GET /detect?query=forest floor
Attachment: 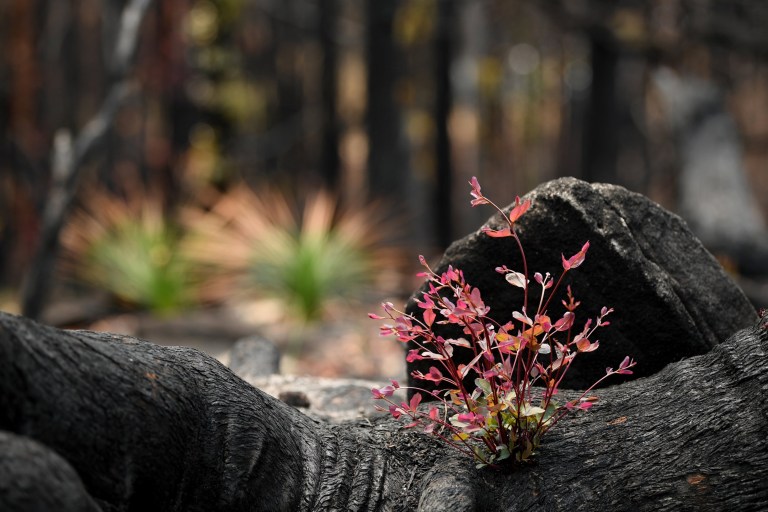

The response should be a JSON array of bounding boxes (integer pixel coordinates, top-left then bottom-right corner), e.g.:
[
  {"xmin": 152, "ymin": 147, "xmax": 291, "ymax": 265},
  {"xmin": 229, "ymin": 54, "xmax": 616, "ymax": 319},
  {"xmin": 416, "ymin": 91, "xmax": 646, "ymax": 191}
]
[{"xmin": 75, "ymin": 298, "xmax": 408, "ymax": 384}]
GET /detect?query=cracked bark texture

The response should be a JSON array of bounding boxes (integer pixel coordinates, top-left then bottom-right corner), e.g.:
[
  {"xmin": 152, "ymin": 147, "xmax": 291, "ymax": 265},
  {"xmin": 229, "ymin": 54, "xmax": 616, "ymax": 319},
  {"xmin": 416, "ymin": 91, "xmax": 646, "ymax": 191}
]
[
  {"xmin": 407, "ymin": 178, "xmax": 757, "ymax": 393},
  {"xmin": 0, "ymin": 312, "xmax": 414, "ymax": 511}
]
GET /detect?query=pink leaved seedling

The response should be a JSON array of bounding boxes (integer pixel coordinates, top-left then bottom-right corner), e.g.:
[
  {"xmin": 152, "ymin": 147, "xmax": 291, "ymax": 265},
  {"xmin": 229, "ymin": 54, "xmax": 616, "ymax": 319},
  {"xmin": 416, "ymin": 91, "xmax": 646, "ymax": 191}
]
[{"xmin": 371, "ymin": 177, "xmax": 636, "ymax": 469}]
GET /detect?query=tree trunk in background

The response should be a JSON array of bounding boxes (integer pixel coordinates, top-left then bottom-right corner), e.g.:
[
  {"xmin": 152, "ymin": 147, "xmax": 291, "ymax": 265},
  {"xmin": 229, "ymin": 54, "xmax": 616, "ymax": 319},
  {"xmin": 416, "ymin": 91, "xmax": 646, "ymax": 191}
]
[
  {"xmin": 20, "ymin": 0, "xmax": 152, "ymax": 320},
  {"xmin": 366, "ymin": 0, "xmax": 440, "ymax": 253},
  {"xmin": 320, "ymin": 0, "xmax": 340, "ymax": 190},
  {"xmin": 434, "ymin": 0, "xmax": 454, "ymax": 250},
  {"xmin": 653, "ymin": 68, "xmax": 768, "ymax": 295},
  {"xmin": 8, "ymin": 0, "xmax": 38, "ymax": 161},
  {"xmin": 581, "ymin": 33, "xmax": 618, "ymax": 184},
  {"xmin": 580, "ymin": 32, "xmax": 649, "ymax": 193},
  {"xmin": 364, "ymin": 0, "xmax": 408, "ymax": 246},
  {"xmin": 366, "ymin": 0, "xmax": 408, "ymax": 199},
  {"xmin": 0, "ymin": 0, "xmax": 39, "ymax": 288},
  {"xmin": 273, "ymin": 3, "xmax": 306, "ymax": 178},
  {"xmin": 450, "ymin": 0, "xmax": 489, "ymax": 238}
]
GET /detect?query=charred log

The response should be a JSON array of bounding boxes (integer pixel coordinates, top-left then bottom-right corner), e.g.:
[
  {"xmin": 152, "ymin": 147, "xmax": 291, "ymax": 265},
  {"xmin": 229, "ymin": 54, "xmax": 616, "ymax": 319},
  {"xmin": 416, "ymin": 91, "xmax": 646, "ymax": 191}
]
[
  {"xmin": 1, "ymin": 310, "xmax": 768, "ymax": 511},
  {"xmin": 0, "ymin": 311, "xmax": 416, "ymax": 511},
  {"xmin": 406, "ymin": 178, "xmax": 757, "ymax": 394}
]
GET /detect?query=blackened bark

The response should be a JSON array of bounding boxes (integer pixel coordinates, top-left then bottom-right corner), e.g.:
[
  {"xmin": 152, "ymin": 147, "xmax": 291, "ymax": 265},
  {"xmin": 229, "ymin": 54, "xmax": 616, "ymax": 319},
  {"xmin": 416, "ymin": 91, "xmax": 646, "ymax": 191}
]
[
  {"xmin": 0, "ymin": 431, "xmax": 100, "ymax": 512},
  {"xmin": 407, "ymin": 178, "xmax": 757, "ymax": 394},
  {"xmin": 477, "ymin": 319, "xmax": 768, "ymax": 511},
  {"xmin": 2, "ymin": 310, "xmax": 767, "ymax": 510},
  {"xmin": 0, "ymin": 311, "xmax": 413, "ymax": 511}
]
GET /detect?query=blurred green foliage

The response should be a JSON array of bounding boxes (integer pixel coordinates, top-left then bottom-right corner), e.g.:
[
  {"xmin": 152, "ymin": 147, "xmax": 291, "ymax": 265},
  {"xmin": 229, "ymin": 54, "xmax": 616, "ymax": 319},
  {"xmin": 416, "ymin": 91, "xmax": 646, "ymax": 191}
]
[
  {"xmin": 184, "ymin": 185, "xmax": 401, "ymax": 323},
  {"xmin": 61, "ymin": 190, "xmax": 198, "ymax": 316},
  {"xmin": 84, "ymin": 220, "xmax": 192, "ymax": 315},
  {"xmin": 247, "ymin": 209, "xmax": 373, "ymax": 322}
]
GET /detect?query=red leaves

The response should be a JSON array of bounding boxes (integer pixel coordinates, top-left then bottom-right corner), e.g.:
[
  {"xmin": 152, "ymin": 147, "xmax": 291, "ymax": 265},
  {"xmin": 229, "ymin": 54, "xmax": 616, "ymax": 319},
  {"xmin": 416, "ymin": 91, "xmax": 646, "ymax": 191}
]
[
  {"xmin": 456, "ymin": 411, "xmax": 484, "ymax": 429},
  {"xmin": 575, "ymin": 337, "xmax": 599, "ymax": 353},
  {"xmin": 368, "ymin": 177, "xmax": 633, "ymax": 469},
  {"xmin": 423, "ymin": 308, "xmax": 436, "ymax": 327},
  {"xmin": 371, "ymin": 385, "xmax": 395, "ymax": 399},
  {"xmin": 467, "ymin": 287, "xmax": 489, "ymax": 316},
  {"xmin": 472, "ymin": 176, "xmax": 531, "ymax": 238},
  {"xmin": 617, "ymin": 356, "xmax": 635, "ymax": 375},
  {"xmin": 507, "ymin": 196, "xmax": 531, "ymax": 224},
  {"xmin": 562, "ymin": 285, "xmax": 581, "ymax": 312},
  {"xmin": 562, "ymin": 241, "xmax": 590, "ymax": 271},
  {"xmin": 469, "ymin": 176, "xmax": 489, "ymax": 207},
  {"xmin": 479, "ymin": 197, "xmax": 531, "ymax": 239},
  {"xmin": 553, "ymin": 312, "xmax": 575, "ymax": 332},
  {"xmin": 406, "ymin": 349, "xmax": 424, "ymax": 362},
  {"xmin": 409, "ymin": 392, "xmax": 423, "ymax": 411},
  {"xmin": 423, "ymin": 366, "xmax": 444, "ymax": 383},
  {"xmin": 374, "ymin": 389, "xmax": 424, "ymax": 426},
  {"xmin": 566, "ymin": 399, "xmax": 595, "ymax": 411},
  {"xmin": 482, "ymin": 226, "xmax": 512, "ymax": 238}
]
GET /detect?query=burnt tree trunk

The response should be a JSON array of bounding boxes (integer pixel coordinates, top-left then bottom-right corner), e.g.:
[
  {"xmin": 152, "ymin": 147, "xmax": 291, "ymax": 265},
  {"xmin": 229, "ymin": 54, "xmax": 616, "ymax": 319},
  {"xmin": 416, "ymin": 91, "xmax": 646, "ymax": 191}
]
[
  {"xmin": 1, "ymin": 310, "xmax": 768, "ymax": 511},
  {"xmin": 433, "ymin": 0, "xmax": 455, "ymax": 250},
  {"xmin": 20, "ymin": 0, "xmax": 152, "ymax": 320},
  {"xmin": 0, "ymin": 311, "xmax": 416, "ymax": 511},
  {"xmin": 406, "ymin": 178, "xmax": 757, "ymax": 394}
]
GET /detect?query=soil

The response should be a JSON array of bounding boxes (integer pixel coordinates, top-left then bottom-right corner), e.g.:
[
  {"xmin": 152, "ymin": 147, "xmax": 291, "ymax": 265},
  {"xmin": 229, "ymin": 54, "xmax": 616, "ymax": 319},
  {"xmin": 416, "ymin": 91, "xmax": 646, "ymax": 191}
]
[{"xmin": 76, "ymin": 297, "xmax": 408, "ymax": 384}]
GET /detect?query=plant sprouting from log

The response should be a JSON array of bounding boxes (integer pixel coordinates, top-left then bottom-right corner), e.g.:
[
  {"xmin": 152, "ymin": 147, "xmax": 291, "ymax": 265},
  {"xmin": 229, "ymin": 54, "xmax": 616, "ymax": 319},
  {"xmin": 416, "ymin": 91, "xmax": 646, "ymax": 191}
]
[{"xmin": 371, "ymin": 177, "xmax": 636, "ymax": 468}]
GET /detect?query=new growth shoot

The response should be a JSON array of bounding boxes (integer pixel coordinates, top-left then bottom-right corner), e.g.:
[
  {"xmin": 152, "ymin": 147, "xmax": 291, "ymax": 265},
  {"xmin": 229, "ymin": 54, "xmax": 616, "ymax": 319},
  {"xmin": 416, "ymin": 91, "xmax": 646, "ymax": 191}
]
[{"xmin": 371, "ymin": 177, "xmax": 635, "ymax": 468}]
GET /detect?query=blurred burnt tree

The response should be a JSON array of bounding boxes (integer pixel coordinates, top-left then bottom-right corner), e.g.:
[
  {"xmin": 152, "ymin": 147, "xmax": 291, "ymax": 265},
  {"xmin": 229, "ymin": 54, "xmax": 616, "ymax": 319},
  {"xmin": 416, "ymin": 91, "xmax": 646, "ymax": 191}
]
[
  {"xmin": 367, "ymin": 0, "xmax": 448, "ymax": 253},
  {"xmin": 20, "ymin": 0, "xmax": 153, "ymax": 319},
  {"xmin": 0, "ymin": 0, "xmax": 44, "ymax": 290},
  {"xmin": 545, "ymin": 0, "xmax": 768, "ymax": 299},
  {"xmin": 434, "ymin": 0, "xmax": 455, "ymax": 250},
  {"xmin": 2, "ymin": 0, "xmax": 768, "ymax": 314},
  {"xmin": 546, "ymin": 0, "xmax": 768, "ymax": 207},
  {"xmin": 319, "ymin": 0, "xmax": 340, "ymax": 188},
  {"xmin": 366, "ymin": 0, "xmax": 402, "ymax": 200}
]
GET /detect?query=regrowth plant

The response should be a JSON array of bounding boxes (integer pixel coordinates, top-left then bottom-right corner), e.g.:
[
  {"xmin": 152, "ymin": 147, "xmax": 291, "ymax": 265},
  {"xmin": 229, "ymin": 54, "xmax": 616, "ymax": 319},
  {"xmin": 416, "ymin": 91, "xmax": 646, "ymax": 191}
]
[
  {"xmin": 184, "ymin": 185, "xmax": 400, "ymax": 323},
  {"xmin": 371, "ymin": 177, "xmax": 635, "ymax": 468},
  {"xmin": 61, "ymin": 189, "xmax": 197, "ymax": 315}
]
